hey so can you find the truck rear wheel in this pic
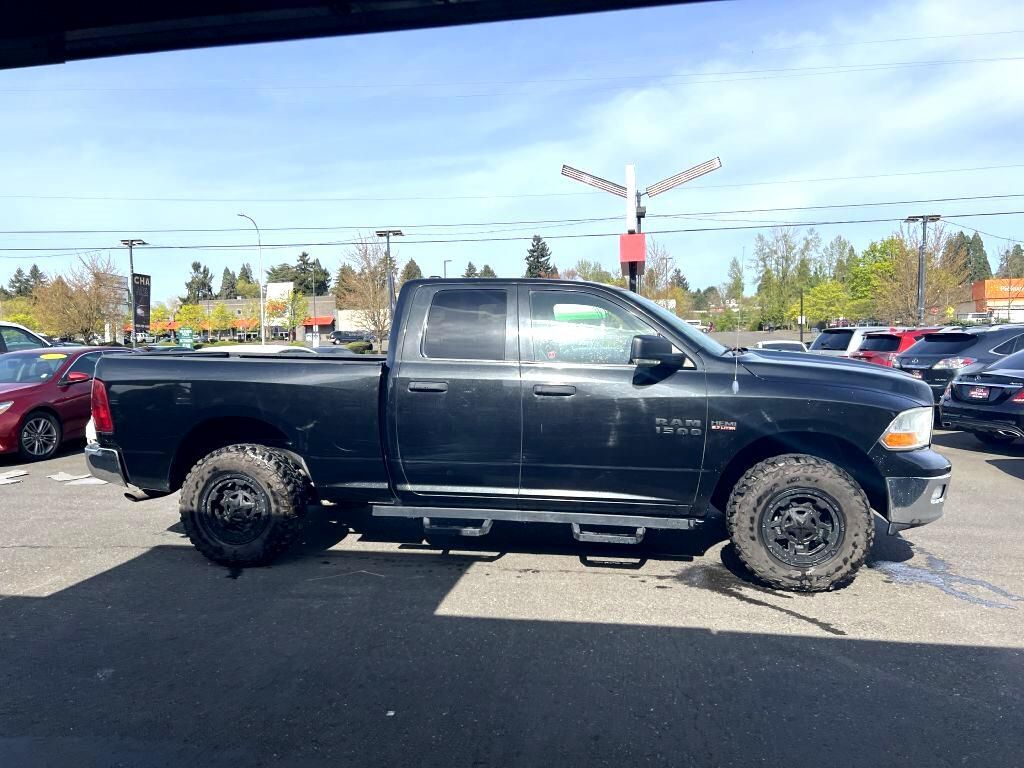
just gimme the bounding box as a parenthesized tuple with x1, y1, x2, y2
(179, 444, 309, 566)
(725, 454, 873, 592)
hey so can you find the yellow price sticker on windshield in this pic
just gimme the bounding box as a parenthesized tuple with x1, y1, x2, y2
(40, 353, 68, 360)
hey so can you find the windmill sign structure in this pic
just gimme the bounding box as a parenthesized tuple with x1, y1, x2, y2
(561, 157, 722, 292)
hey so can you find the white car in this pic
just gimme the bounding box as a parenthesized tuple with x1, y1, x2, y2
(0, 321, 50, 354)
(807, 326, 891, 357)
(755, 340, 808, 353)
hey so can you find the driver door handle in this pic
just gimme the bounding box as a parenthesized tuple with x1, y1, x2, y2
(409, 381, 448, 393)
(533, 384, 576, 397)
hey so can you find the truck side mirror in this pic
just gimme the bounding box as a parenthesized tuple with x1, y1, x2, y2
(630, 335, 684, 368)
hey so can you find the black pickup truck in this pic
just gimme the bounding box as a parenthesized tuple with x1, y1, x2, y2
(86, 279, 951, 591)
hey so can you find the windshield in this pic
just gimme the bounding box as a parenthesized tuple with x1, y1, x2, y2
(859, 334, 900, 352)
(0, 351, 69, 383)
(626, 291, 728, 356)
(903, 333, 977, 355)
(810, 329, 854, 350)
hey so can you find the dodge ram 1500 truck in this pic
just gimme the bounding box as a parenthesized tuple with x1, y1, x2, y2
(86, 279, 951, 591)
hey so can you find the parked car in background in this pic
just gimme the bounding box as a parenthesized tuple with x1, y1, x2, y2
(330, 330, 371, 345)
(851, 328, 941, 367)
(895, 325, 1024, 403)
(754, 340, 807, 353)
(684, 319, 710, 333)
(0, 347, 132, 460)
(0, 321, 51, 354)
(807, 326, 891, 357)
(940, 348, 1024, 446)
(190, 344, 317, 355)
(312, 345, 359, 356)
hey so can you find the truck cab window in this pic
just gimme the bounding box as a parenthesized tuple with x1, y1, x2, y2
(422, 289, 507, 360)
(528, 290, 656, 365)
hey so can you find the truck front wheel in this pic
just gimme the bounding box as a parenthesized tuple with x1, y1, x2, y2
(725, 454, 873, 592)
(179, 444, 309, 566)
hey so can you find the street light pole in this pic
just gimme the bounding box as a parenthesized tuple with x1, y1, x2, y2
(119, 238, 147, 348)
(443, 259, 452, 278)
(905, 215, 941, 325)
(237, 213, 266, 344)
(375, 230, 404, 329)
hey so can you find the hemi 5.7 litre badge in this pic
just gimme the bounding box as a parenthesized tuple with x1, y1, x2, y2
(710, 420, 738, 431)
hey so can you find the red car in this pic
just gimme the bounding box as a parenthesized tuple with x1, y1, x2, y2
(0, 347, 132, 461)
(851, 328, 942, 367)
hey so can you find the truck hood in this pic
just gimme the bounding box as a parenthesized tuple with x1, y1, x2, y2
(738, 349, 933, 405)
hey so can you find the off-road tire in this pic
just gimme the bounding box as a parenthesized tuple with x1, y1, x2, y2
(725, 453, 873, 592)
(179, 444, 309, 565)
(971, 430, 1017, 446)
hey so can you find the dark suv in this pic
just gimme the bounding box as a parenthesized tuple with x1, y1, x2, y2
(330, 330, 371, 345)
(894, 325, 1024, 402)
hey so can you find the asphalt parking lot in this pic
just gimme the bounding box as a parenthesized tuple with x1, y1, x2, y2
(1, 432, 1022, 767)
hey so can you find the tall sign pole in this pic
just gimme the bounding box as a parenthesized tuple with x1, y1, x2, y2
(905, 215, 941, 325)
(561, 158, 721, 293)
(119, 238, 147, 347)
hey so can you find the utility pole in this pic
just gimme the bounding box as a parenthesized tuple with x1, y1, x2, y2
(905, 215, 941, 325)
(119, 239, 147, 348)
(237, 213, 266, 344)
(443, 259, 452, 278)
(376, 229, 404, 327)
(799, 290, 805, 345)
(561, 158, 721, 293)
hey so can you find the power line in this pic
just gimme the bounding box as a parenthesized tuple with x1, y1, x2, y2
(2, 209, 1022, 257)
(4, 163, 1024, 204)
(5, 192, 1024, 235)
(943, 219, 1023, 245)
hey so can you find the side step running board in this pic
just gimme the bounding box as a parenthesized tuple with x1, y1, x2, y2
(571, 524, 645, 545)
(423, 517, 493, 537)
(372, 505, 697, 531)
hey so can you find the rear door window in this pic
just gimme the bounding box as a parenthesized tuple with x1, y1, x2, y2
(991, 333, 1024, 355)
(810, 329, 854, 351)
(422, 289, 508, 360)
(0, 326, 45, 352)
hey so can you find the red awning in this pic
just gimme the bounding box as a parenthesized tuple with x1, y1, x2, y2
(302, 315, 334, 326)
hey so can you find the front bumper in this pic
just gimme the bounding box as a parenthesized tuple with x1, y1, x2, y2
(886, 472, 950, 534)
(85, 443, 127, 486)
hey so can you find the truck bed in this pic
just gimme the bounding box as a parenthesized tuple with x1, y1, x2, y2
(96, 353, 389, 497)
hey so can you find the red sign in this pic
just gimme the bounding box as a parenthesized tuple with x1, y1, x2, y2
(619, 233, 646, 264)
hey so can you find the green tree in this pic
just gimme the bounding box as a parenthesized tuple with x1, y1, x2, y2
(27, 264, 47, 293)
(966, 232, 992, 283)
(181, 261, 214, 304)
(479, 264, 497, 278)
(463, 262, 479, 278)
(218, 267, 238, 299)
(789, 280, 849, 325)
(670, 268, 690, 292)
(333, 263, 358, 309)
(524, 235, 555, 278)
(210, 303, 234, 339)
(570, 259, 617, 284)
(7, 267, 31, 297)
(753, 228, 820, 325)
(238, 263, 255, 283)
(0, 295, 39, 328)
(997, 244, 1024, 278)
(175, 304, 206, 332)
(400, 259, 423, 282)
(294, 252, 331, 295)
(266, 263, 298, 284)
(725, 257, 744, 300)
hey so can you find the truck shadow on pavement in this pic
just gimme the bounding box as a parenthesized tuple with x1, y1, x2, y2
(0, 541, 1019, 768)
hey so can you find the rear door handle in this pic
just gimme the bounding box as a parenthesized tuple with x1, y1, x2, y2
(533, 384, 576, 397)
(409, 381, 448, 393)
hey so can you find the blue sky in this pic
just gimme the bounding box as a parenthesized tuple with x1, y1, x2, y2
(1, 0, 1023, 304)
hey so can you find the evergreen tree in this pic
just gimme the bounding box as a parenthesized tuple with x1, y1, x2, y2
(524, 235, 554, 278)
(333, 263, 358, 309)
(238, 263, 255, 283)
(294, 252, 331, 295)
(670, 268, 690, 292)
(479, 264, 497, 278)
(266, 263, 298, 283)
(463, 262, 479, 278)
(182, 261, 214, 303)
(725, 257, 744, 300)
(997, 244, 1024, 278)
(400, 259, 423, 282)
(218, 267, 238, 299)
(966, 233, 992, 283)
(7, 267, 31, 297)
(27, 264, 47, 292)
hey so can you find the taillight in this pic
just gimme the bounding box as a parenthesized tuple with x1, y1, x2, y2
(933, 357, 976, 370)
(91, 378, 114, 433)
(1012, 390, 1024, 404)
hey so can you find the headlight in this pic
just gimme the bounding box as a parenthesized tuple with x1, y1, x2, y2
(0, 401, 13, 415)
(880, 407, 933, 451)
